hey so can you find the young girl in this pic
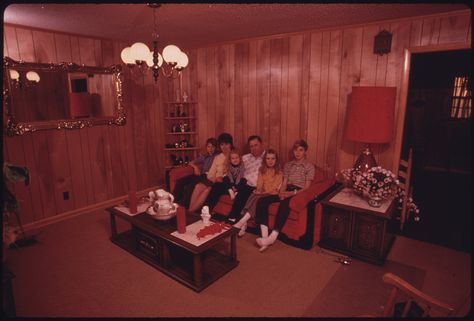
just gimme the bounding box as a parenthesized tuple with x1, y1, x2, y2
(173, 137, 218, 209)
(254, 140, 315, 252)
(224, 150, 247, 199)
(204, 149, 247, 211)
(233, 149, 282, 237)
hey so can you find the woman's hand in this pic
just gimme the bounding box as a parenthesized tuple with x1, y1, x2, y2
(215, 177, 223, 183)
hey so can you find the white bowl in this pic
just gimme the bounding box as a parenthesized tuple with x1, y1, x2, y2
(146, 206, 176, 221)
(151, 212, 176, 221)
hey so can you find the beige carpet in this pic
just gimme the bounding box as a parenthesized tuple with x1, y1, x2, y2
(304, 258, 425, 317)
(8, 207, 469, 317)
(6, 209, 342, 317)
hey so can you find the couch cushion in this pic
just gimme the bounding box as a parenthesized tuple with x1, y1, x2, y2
(219, 194, 233, 205)
(313, 166, 328, 182)
(169, 165, 194, 192)
(289, 180, 333, 212)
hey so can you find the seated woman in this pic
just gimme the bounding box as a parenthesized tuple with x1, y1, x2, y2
(254, 139, 315, 252)
(173, 137, 218, 209)
(203, 148, 247, 211)
(233, 149, 282, 237)
(188, 133, 233, 213)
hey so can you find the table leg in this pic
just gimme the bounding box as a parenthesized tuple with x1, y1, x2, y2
(230, 234, 237, 261)
(161, 242, 170, 267)
(193, 254, 203, 288)
(109, 212, 117, 238)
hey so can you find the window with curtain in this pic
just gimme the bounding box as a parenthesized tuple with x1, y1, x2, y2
(450, 76, 471, 119)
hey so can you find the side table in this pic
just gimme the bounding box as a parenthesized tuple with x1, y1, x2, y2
(319, 187, 396, 265)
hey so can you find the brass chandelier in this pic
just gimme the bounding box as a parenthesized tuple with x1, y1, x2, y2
(120, 4, 188, 82)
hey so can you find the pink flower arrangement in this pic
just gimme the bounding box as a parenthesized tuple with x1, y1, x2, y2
(337, 166, 420, 221)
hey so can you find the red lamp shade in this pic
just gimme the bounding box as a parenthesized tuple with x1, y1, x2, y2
(345, 86, 396, 144)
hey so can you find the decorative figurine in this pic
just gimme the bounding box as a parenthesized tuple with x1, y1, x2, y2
(201, 206, 211, 226)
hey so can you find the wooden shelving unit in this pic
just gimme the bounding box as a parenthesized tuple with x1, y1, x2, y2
(163, 101, 199, 168)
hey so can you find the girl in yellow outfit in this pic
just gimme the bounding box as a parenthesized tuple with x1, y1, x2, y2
(233, 149, 282, 236)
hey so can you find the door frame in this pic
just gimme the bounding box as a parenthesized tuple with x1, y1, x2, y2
(391, 43, 471, 171)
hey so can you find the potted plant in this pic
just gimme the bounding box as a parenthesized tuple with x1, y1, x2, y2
(3, 162, 37, 251)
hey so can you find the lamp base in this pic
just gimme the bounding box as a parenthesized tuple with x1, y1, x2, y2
(353, 145, 377, 172)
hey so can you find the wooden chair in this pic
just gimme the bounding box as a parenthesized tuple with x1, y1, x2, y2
(380, 272, 455, 317)
(398, 148, 413, 231)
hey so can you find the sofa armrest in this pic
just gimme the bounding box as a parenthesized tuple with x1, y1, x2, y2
(169, 165, 194, 192)
(289, 179, 335, 212)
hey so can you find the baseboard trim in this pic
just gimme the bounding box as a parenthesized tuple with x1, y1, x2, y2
(23, 185, 162, 232)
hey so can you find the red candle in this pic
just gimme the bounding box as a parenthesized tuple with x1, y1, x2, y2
(128, 191, 137, 214)
(176, 205, 186, 233)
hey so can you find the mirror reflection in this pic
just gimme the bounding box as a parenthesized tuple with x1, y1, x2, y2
(3, 57, 125, 136)
(10, 71, 117, 122)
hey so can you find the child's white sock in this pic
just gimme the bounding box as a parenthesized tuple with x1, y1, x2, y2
(238, 223, 247, 237)
(259, 230, 279, 246)
(233, 212, 251, 229)
(260, 224, 269, 238)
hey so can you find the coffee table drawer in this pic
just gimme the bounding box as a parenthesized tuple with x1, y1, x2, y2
(134, 227, 163, 262)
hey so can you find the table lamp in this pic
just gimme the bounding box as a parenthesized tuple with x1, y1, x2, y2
(345, 86, 396, 172)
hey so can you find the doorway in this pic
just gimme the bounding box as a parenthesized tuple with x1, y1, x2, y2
(400, 49, 471, 253)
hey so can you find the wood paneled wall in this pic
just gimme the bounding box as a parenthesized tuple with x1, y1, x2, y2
(3, 10, 471, 227)
(178, 10, 471, 172)
(3, 25, 169, 226)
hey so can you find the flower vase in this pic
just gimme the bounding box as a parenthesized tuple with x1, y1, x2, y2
(368, 195, 382, 207)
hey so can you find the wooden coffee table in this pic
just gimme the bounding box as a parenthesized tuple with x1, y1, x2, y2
(107, 206, 239, 292)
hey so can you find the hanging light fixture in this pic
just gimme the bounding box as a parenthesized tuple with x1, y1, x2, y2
(120, 4, 189, 82)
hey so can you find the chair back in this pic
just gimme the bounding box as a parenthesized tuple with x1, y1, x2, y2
(381, 273, 454, 317)
(398, 148, 413, 231)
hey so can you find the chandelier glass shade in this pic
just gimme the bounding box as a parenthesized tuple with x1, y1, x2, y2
(120, 4, 188, 82)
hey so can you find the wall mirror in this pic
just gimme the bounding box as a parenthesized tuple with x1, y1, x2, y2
(3, 57, 126, 136)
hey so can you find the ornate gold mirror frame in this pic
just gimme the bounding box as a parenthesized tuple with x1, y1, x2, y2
(3, 57, 126, 136)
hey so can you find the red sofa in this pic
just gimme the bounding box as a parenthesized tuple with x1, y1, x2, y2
(169, 165, 337, 249)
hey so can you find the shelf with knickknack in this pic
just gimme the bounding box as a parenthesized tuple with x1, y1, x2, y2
(163, 94, 199, 170)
